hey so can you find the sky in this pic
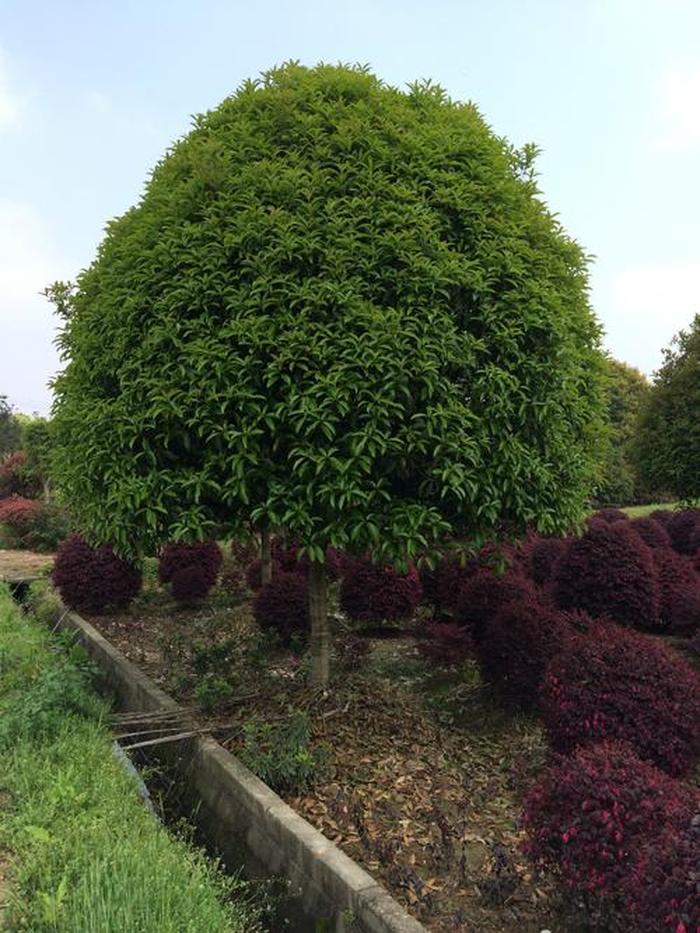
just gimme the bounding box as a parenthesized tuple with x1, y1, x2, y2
(1, 0, 699, 414)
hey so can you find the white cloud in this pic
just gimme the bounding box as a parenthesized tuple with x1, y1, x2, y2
(654, 62, 700, 153)
(0, 51, 19, 129)
(0, 200, 69, 413)
(602, 260, 700, 374)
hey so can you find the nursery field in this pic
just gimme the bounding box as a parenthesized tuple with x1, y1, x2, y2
(24, 504, 700, 932)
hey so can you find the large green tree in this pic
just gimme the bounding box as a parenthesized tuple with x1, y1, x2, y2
(633, 313, 700, 502)
(52, 63, 604, 684)
(595, 358, 649, 505)
(0, 396, 21, 458)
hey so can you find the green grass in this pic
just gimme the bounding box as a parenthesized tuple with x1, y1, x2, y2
(0, 585, 264, 932)
(620, 501, 679, 518)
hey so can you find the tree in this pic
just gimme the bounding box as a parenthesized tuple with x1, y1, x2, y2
(0, 396, 20, 457)
(51, 63, 605, 685)
(634, 313, 700, 502)
(595, 358, 649, 504)
(20, 417, 55, 503)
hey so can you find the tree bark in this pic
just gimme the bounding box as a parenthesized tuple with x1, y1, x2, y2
(260, 526, 272, 586)
(308, 560, 329, 688)
(43, 479, 52, 506)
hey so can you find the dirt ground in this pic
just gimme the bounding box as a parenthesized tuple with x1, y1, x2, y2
(0, 549, 53, 580)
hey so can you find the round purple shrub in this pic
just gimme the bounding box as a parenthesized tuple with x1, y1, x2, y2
(170, 564, 211, 604)
(622, 820, 700, 933)
(253, 571, 309, 643)
(690, 522, 700, 554)
(667, 508, 700, 555)
(590, 507, 628, 525)
(273, 540, 342, 581)
(649, 508, 674, 527)
(654, 547, 700, 635)
(629, 515, 671, 550)
(454, 568, 536, 641)
(158, 540, 223, 604)
(53, 533, 142, 613)
(539, 622, 700, 776)
(340, 560, 422, 624)
(522, 741, 698, 899)
(526, 535, 570, 585)
(476, 599, 571, 707)
(553, 522, 659, 629)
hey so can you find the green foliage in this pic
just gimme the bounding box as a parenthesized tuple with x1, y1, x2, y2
(52, 62, 604, 565)
(20, 416, 55, 494)
(0, 394, 21, 457)
(194, 674, 234, 712)
(238, 710, 327, 793)
(633, 313, 700, 502)
(0, 586, 266, 931)
(595, 358, 650, 505)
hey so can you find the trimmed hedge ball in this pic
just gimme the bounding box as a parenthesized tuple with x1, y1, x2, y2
(53, 533, 142, 613)
(454, 568, 536, 641)
(539, 622, 700, 776)
(522, 740, 698, 898)
(253, 571, 309, 643)
(340, 559, 422, 624)
(553, 521, 659, 629)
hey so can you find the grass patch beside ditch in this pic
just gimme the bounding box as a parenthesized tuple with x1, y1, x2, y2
(0, 584, 266, 932)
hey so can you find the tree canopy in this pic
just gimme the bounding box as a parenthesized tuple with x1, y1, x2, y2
(595, 358, 649, 505)
(52, 62, 604, 571)
(0, 396, 21, 458)
(634, 313, 700, 502)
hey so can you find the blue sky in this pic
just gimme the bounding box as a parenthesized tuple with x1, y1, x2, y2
(1, 0, 699, 412)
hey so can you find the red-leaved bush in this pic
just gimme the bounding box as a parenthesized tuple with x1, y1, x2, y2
(525, 535, 570, 585)
(623, 820, 700, 933)
(0, 495, 41, 531)
(417, 621, 474, 667)
(53, 533, 142, 613)
(340, 560, 422, 624)
(253, 571, 309, 643)
(158, 541, 223, 604)
(553, 522, 659, 629)
(590, 507, 629, 525)
(273, 540, 342, 581)
(654, 547, 700, 636)
(476, 599, 570, 707)
(650, 508, 674, 527)
(454, 568, 536, 641)
(0, 451, 39, 499)
(668, 509, 700, 556)
(629, 515, 672, 550)
(539, 623, 700, 776)
(522, 741, 698, 897)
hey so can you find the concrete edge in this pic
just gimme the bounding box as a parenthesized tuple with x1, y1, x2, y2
(10, 580, 426, 933)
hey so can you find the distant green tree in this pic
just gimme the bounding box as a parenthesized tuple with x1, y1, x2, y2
(595, 359, 650, 505)
(20, 417, 55, 503)
(0, 396, 20, 457)
(52, 63, 605, 685)
(634, 314, 700, 502)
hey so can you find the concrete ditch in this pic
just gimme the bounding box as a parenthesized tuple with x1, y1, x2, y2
(12, 580, 426, 933)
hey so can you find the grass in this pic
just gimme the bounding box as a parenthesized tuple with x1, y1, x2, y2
(620, 501, 679, 518)
(0, 584, 265, 932)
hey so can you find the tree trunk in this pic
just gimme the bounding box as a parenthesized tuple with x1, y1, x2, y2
(43, 479, 52, 506)
(260, 526, 272, 586)
(308, 561, 330, 688)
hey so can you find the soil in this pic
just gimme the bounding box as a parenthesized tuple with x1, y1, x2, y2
(83, 572, 572, 932)
(0, 549, 53, 580)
